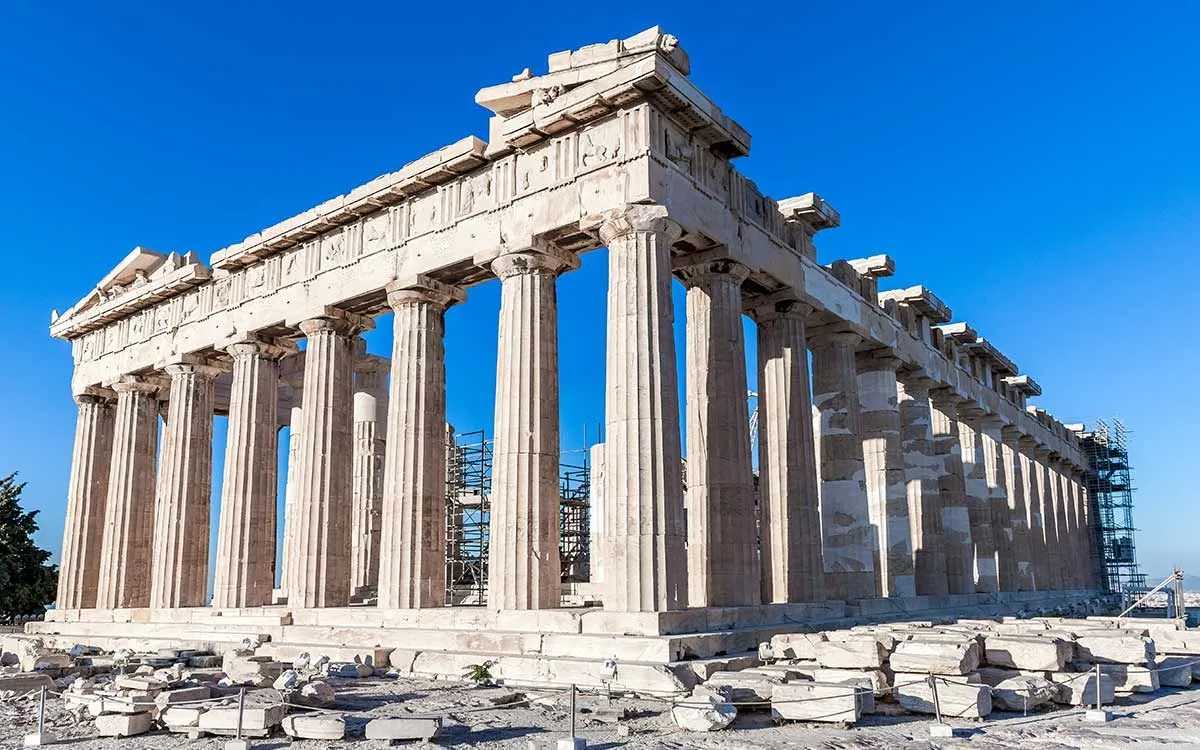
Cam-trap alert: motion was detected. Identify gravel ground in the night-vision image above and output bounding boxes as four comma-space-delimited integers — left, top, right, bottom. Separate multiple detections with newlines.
5, 673, 1200, 749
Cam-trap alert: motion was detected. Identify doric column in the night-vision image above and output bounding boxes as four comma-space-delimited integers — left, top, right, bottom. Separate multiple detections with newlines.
351, 354, 388, 601
811, 330, 878, 600
58, 393, 114, 609
96, 376, 160, 609
290, 313, 366, 608
1077, 470, 1101, 589
978, 416, 1016, 592
679, 256, 757, 607
280, 402, 303, 601
212, 340, 287, 609
150, 360, 221, 608
957, 407, 997, 593
898, 374, 947, 597
752, 298, 822, 604
857, 351, 914, 598
1018, 437, 1048, 590
929, 390, 974, 595
1060, 460, 1083, 588
486, 245, 578, 610
1000, 427, 1034, 591
598, 206, 687, 612
1035, 448, 1064, 589
377, 277, 464, 609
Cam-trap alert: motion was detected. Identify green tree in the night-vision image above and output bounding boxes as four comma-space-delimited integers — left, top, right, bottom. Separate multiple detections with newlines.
0, 474, 58, 621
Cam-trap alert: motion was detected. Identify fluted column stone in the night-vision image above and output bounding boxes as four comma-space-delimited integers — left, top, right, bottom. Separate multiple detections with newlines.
898, 374, 948, 597
1036, 449, 1064, 589
752, 299, 822, 603
1000, 427, 1034, 591
96, 376, 160, 609
57, 393, 114, 609
1061, 460, 1083, 588
811, 331, 877, 600
487, 246, 578, 610
930, 391, 974, 595
857, 352, 914, 597
598, 206, 687, 612
957, 408, 998, 593
680, 256, 757, 607
377, 277, 464, 609
979, 416, 1017, 592
150, 361, 220, 608
351, 354, 388, 600
212, 341, 287, 609
280, 401, 303, 601
1018, 437, 1048, 590
290, 314, 366, 608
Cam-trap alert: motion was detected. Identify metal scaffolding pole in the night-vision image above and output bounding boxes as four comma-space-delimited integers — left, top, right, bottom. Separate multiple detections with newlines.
1077, 419, 1146, 597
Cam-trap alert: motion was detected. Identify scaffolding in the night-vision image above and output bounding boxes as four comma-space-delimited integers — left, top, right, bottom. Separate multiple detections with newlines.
559, 451, 591, 583
1078, 419, 1147, 595
444, 430, 593, 605
445, 429, 492, 605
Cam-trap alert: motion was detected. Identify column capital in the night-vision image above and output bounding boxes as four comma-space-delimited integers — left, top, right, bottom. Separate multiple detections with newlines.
354, 354, 390, 377
1000, 425, 1025, 444
675, 255, 751, 288
745, 293, 812, 322
978, 413, 1008, 432
488, 244, 581, 280
111, 375, 161, 395
74, 386, 115, 406
227, 337, 296, 361
896, 369, 939, 394
928, 386, 966, 408
299, 307, 375, 337
855, 349, 903, 372
597, 204, 682, 244
808, 327, 862, 349
163, 355, 226, 380
385, 274, 466, 311
956, 401, 987, 421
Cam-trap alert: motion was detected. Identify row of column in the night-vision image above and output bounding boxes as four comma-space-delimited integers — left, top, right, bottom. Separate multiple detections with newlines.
57, 203, 1099, 614
592, 205, 1099, 611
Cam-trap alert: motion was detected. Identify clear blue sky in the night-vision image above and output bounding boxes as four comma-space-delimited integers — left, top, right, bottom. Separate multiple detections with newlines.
2, 2, 1197, 583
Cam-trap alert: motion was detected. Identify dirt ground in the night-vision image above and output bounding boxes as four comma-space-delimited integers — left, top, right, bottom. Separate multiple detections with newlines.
5, 673, 1200, 750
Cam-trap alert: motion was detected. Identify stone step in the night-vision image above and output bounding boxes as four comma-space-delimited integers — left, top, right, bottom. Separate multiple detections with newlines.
274, 625, 755, 662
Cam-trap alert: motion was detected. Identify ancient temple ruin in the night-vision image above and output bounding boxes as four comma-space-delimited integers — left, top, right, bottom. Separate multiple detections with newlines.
34, 28, 1104, 691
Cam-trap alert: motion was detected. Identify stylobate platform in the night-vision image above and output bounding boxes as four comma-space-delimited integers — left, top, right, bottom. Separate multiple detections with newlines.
28, 589, 1112, 693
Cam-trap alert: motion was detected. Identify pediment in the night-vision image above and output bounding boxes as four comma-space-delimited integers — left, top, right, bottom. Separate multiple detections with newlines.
51, 247, 211, 339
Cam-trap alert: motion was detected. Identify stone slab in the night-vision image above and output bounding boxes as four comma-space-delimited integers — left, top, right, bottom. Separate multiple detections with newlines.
770, 681, 861, 724
95, 712, 153, 737
890, 638, 980, 675
282, 714, 346, 739
984, 635, 1073, 671
1075, 635, 1155, 665
364, 716, 442, 741
198, 705, 285, 737
1156, 657, 1195, 688
1098, 663, 1159, 694
814, 636, 889, 669
896, 678, 991, 718
1049, 672, 1115, 706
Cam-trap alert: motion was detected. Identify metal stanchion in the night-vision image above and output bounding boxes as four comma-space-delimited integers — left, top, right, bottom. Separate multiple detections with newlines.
22, 686, 54, 747
225, 688, 252, 750
557, 684, 586, 750
1086, 663, 1112, 722
928, 673, 955, 739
